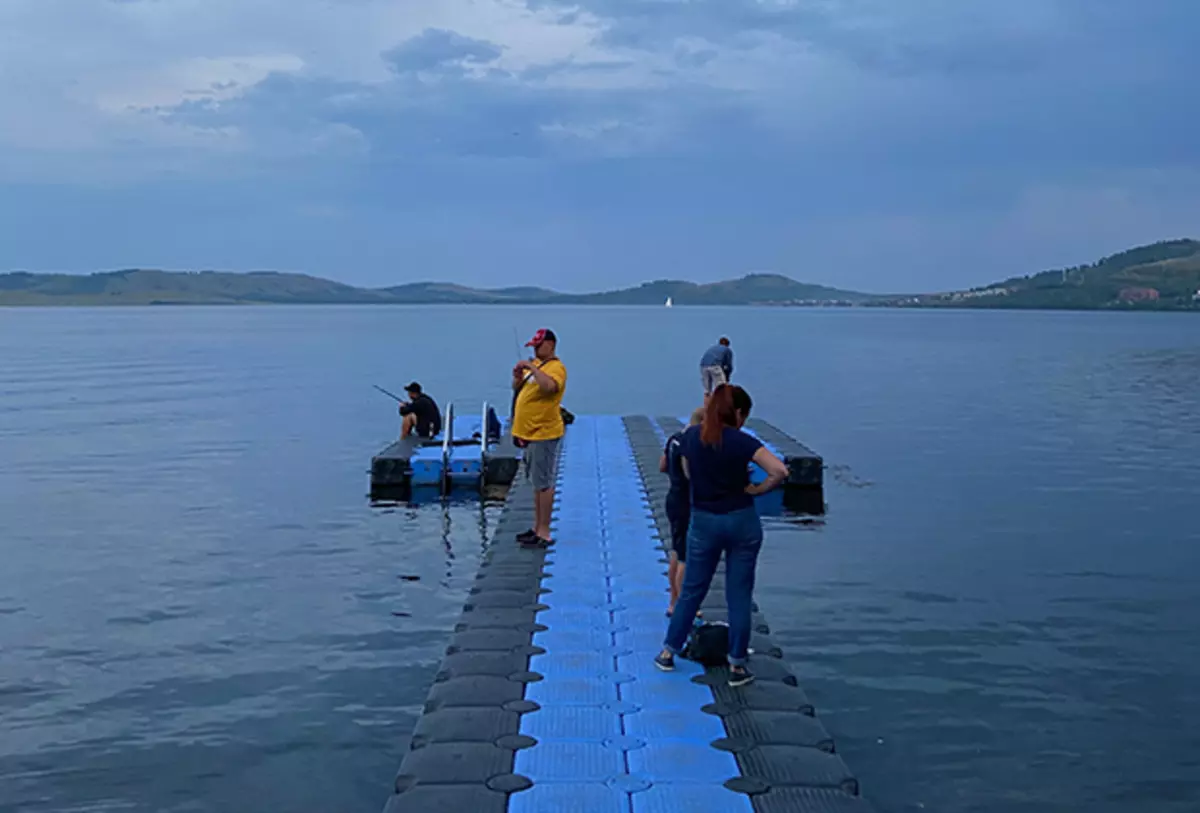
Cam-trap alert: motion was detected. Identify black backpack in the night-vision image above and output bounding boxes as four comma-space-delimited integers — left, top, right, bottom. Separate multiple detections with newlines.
682, 621, 729, 666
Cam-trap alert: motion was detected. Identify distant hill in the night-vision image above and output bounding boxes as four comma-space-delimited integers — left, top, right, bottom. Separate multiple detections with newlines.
376, 282, 562, 303
563, 274, 875, 305
5, 240, 1199, 309
0, 269, 388, 306
894, 239, 1200, 311
0, 268, 872, 306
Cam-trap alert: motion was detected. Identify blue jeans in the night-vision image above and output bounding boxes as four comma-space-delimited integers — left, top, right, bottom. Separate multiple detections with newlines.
663, 505, 763, 666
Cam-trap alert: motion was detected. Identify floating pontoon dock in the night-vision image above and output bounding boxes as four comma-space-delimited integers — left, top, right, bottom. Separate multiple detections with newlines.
370, 402, 520, 499
369, 405, 822, 502
379, 414, 863, 812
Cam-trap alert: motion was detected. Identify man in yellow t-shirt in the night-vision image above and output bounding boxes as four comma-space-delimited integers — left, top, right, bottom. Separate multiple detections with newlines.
511, 328, 567, 548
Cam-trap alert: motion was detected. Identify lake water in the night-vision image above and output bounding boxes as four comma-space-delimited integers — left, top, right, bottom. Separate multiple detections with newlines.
1, 305, 1198, 813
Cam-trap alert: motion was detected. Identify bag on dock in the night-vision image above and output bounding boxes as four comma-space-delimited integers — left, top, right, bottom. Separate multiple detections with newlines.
683, 621, 729, 666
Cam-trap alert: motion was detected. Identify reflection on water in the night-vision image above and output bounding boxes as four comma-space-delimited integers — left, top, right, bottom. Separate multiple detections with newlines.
1, 306, 1198, 813
371, 487, 508, 587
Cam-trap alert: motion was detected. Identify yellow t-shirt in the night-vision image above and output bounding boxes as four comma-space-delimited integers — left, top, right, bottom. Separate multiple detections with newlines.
512, 358, 568, 441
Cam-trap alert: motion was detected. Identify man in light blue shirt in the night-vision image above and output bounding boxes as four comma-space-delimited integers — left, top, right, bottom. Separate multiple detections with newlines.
699, 337, 733, 399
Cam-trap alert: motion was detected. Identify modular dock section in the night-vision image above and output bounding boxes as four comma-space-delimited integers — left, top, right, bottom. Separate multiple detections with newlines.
742, 418, 823, 490
370, 403, 520, 499
382, 415, 866, 813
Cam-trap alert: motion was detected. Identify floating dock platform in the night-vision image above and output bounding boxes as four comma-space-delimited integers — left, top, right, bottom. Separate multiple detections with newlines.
381, 415, 864, 813
741, 417, 823, 491
370, 402, 521, 499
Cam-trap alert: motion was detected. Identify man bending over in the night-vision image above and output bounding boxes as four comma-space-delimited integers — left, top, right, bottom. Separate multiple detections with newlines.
699, 337, 733, 400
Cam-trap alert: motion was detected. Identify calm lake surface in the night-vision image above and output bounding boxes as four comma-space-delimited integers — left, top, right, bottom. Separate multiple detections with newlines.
1, 305, 1198, 813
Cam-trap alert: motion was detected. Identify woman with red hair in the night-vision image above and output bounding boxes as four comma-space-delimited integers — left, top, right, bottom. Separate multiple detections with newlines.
654, 384, 789, 687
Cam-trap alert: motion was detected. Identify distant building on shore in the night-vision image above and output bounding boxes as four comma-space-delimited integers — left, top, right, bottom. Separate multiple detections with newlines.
1118, 287, 1160, 303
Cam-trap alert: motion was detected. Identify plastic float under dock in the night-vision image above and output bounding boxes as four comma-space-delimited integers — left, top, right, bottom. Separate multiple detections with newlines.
382, 415, 866, 813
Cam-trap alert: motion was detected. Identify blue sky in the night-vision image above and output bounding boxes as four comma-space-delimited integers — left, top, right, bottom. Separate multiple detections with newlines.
1, 0, 1197, 293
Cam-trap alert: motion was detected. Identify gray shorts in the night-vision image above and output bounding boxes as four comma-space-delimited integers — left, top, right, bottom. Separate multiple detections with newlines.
524, 437, 562, 491
701, 365, 727, 395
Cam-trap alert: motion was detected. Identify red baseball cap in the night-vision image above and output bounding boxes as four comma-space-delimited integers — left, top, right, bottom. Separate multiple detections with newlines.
525, 328, 557, 347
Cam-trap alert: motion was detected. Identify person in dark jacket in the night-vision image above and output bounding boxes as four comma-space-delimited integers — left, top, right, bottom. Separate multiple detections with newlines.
399, 382, 441, 439
659, 407, 705, 616
654, 384, 789, 688
699, 337, 733, 400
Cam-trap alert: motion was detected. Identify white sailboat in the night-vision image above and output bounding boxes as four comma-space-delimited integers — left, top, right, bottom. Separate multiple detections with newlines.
665, 296, 673, 308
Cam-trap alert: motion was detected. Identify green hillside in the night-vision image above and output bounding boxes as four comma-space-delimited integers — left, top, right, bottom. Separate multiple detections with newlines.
0, 269, 388, 306
4, 240, 1198, 309
377, 282, 562, 303
564, 273, 872, 305
910, 239, 1200, 310
0, 269, 870, 306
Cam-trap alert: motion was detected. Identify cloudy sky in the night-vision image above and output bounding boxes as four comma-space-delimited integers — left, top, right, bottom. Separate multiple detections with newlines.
1, 0, 1197, 292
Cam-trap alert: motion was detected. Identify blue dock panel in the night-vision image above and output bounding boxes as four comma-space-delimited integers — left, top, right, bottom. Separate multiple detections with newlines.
377, 417, 486, 488
514, 416, 748, 809
382, 414, 870, 813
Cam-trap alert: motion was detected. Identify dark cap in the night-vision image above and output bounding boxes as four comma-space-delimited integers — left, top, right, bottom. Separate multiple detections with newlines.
525, 328, 557, 347
404, 381, 422, 394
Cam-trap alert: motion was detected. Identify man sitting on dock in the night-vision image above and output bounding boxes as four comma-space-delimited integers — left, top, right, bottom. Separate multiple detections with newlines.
700, 337, 733, 400
399, 382, 441, 439
512, 329, 568, 548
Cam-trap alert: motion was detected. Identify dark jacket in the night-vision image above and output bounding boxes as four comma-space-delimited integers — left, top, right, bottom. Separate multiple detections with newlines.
400, 393, 442, 437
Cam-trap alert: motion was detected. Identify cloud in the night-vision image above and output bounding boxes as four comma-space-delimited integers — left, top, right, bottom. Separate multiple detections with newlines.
384, 29, 504, 75
7, 0, 1200, 167
1, 0, 1198, 290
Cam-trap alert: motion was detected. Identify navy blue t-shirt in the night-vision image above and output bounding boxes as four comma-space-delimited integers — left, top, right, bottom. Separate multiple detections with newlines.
679, 424, 763, 514
664, 431, 688, 510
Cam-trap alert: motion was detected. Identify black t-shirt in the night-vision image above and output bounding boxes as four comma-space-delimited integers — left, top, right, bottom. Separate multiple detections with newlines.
664, 431, 688, 509
679, 424, 763, 514
400, 393, 442, 437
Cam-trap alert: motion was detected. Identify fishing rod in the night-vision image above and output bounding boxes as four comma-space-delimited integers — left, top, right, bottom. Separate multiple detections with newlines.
511, 327, 527, 419
512, 327, 525, 361
373, 384, 405, 403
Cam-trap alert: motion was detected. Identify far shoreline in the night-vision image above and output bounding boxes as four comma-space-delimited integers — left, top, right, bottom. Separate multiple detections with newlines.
2, 300, 1196, 314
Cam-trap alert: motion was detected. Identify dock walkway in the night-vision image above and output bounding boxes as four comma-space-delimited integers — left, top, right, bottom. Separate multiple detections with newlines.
383, 415, 871, 813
